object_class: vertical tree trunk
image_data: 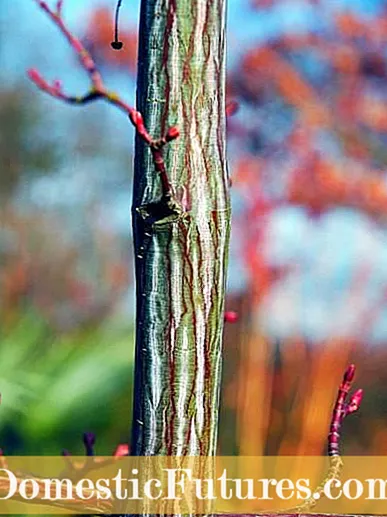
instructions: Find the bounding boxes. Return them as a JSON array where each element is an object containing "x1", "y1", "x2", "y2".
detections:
[{"x1": 131, "y1": 0, "x2": 230, "y2": 456}]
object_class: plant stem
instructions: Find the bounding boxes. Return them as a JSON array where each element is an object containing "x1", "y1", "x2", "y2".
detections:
[{"x1": 131, "y1": 0, "x2": 230, "y2": 457}]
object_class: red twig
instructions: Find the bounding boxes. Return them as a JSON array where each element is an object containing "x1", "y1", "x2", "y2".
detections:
[
  {"x1": 328, "y1": 363, "x2": 363, "y2": 457},
  {"x1": 288, "y1": 364, "x2": 363, "y2": 513},
  {"x1": 28, "y1": 0, "x2": 179, "y2": 197}
]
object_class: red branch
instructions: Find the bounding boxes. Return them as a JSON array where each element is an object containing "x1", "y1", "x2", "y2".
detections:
[
  {"x1": 328, "y1": 364, "x2": 363, "y2": 457},
  {"x1": 27, "y1": 0, "x2": 179, "y2": 197},
  {"x1": 287, "y1": 364, "x2": 363, "y2": 513}
]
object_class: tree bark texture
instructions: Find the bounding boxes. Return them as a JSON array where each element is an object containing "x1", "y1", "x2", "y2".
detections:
[{"x1": 130, "y1": 0, "x2": 230, "y2": 457}]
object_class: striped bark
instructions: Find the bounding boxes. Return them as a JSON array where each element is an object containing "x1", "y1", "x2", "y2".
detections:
[{"x1": 130, "y1": 0, "x2": 230, "y2": 456}]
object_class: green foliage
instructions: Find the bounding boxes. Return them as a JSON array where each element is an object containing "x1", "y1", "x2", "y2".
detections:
[{"x1": 0, "y1": 310, "x2": 135, "y2": 454}]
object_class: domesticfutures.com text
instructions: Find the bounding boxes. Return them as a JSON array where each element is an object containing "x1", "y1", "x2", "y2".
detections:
[{"x1": 1, "y1": 467, "x2": 387, "y2": 502}]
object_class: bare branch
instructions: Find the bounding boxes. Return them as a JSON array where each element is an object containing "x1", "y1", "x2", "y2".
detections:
[
  {"x1": 28, "y1": 0, "x2": 179, "y2": 196},
  {"x1": 291, "y1": 364, "x2": 363, "y2": 513},
  {"x1": 56, "y1": 0, "x2": 63, "y2": 15}
]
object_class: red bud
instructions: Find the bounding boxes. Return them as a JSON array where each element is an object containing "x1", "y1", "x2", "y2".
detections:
[
  {"x1": 343, "y1": 364, "x2": 356, "y2": 383},
  {"x1": 129, "y1": 110, "x2": 143, "y2": 127},
  {"x1": 166, "y1": 126, "x2": 180, "y2": 141},
  {"x1": 226, "y1": 100, "x2": 239, "y2": 117},
  {"x1": 114, "y1": 444, "x2": 130, "y2": 456},
  {"x1": 27, "y1": 68, "x2": 45, "y2": 88},
  {"x1": 224, "y1": 311, "x2": 239, "y2": 323},
  {"x1": 347, "y1": 389, "x2": 363, "y2": 414}
]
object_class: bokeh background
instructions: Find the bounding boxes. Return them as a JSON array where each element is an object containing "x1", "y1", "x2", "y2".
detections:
[{"x1": 1, "y1": 0, "x2": 387, "y2": 458}]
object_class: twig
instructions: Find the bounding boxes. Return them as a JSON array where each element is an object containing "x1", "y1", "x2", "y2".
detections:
[
  {"x1": 328, "y1": 364, "x2": 363, "y2": 457},
  {"x1": 27, "y1": 0, "x2": 179, "y2": 197},
  {"x1": 290, "y1": 364, "x2": 363, "y2": 513}
]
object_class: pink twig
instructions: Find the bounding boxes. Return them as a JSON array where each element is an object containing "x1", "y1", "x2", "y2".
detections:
[
  {"x1": 28, "y1": 0, "x2": 179, "y2": 197},
  {"x1": 56, "y1": 0, "x2": 63, "y2": 15},
  {"x1": 328, "y1": 364, "x2": 363, "y2": 457},
  {"x1": 288, "y1": 364, "x2": 363, "y2": 513}
]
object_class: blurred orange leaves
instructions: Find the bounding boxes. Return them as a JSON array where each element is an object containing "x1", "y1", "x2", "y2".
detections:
[{"x1": 288, "y1": 154, "x2": 387, "y2": 220}]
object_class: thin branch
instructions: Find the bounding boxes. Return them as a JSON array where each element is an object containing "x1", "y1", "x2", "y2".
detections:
[
  {"x1": 290, "y1": 363, "x2": 363, "y2": 514},
  {"x1": 328, "y1": 364, "x2": 363, "y2": 458},
  {"x1": 56, "y1": 0, "x2": 63, "y2": 15},
  {"x1": 28, "y1": 0, "x2": 179, "y2": 197}
]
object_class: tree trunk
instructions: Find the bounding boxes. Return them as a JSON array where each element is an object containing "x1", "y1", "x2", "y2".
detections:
[{"x1": 130, "y1": 0, "x2": 230, "y2": 457}]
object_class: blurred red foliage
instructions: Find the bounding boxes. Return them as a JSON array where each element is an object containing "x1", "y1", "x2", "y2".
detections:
[{"x1": 226, "y1": 3, "x2": 387, "y2": 304}]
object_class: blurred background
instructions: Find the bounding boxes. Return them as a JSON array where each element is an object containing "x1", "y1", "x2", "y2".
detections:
[{"x1": 1, "y1": 0, "x2": 387, "y2": 458}]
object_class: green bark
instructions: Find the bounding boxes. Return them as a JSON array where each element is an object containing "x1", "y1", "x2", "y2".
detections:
[{"x1": 130, "y1": 0, "x2": 230, "y2": 456}]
